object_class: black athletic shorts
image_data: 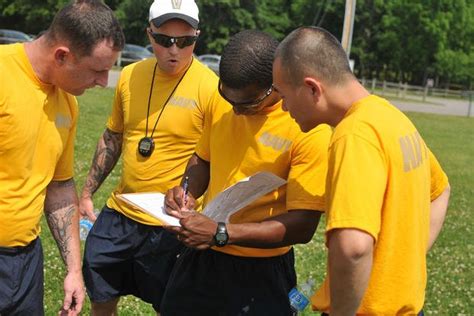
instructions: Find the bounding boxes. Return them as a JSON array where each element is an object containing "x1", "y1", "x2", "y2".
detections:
[
  {"x1": 0, "y1": 238, "x2": 44, "y2": 315},
  {"x1": 161, "y1": 247, "x2": 297, "y2": 316},
  {"x1": 82, "y1": 206, "x2": 184, "y2": 311}
]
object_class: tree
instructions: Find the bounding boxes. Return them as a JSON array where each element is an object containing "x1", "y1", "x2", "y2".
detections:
[
  {"x1": 0, "y1": 0, "x2": 69, "y2": 35},
  {"x1": 114, "y1": 0, "x2": 150, "y2": 45}
]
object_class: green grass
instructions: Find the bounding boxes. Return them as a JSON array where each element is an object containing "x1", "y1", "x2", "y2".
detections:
[{"x1": 41, "y1": 88, "x2": 473, "y2": 315}]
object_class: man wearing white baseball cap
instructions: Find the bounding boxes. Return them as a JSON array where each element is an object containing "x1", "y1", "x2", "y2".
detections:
[{"x1": 80, "y1": 0, "x2": 218, "y2": 314}]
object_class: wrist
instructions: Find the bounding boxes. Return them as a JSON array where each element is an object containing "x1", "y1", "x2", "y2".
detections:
[
  {"x1": 213, "y1": 222, "x2": 229, "y2": 247},
  {"x1": 65, "y1": 262, "x2": 82, "y2": 274}
]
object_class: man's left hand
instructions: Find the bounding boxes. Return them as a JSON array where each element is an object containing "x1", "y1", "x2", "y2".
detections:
[{"x1": 165, "y1": 211, "x2": 218, "y2": 250}]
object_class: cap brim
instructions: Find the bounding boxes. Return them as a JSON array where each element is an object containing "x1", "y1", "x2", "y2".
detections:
[{"x1": 151, "y1": 13, "x2": 198, "y2": 29}]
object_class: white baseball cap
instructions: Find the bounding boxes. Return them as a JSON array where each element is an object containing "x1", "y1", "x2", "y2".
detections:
[{"x1": 149, "y1": 0, "x2": 199, "y2": 29}]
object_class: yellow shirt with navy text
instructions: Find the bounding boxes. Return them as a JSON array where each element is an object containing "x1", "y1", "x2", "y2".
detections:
[
  {"x1": 196, "y1": 93, "x2": 332, "y2": 257},
  {"x1": 106, "y1": 57, "x2": 218, "y2": 225},
  {"x1": 0, "y1": 43, "x2": 77, "y2": 247},
  {"x1": 312, "y1": 95, "x2": 449, "y2": 314}
]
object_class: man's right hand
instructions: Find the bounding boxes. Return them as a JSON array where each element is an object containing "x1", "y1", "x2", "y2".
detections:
[
  {"x1": 165, "y1": 186, "x2": 196, "y2": 218},
  {"x1": 79, "y1": 195, "x2": 97, "y2": 222}
]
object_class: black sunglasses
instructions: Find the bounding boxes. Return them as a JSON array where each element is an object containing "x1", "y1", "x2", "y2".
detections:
[
  {"x1": 148, "y1": 30, "x2": 198, "y2": 49},
  {"x1": 218, "y1": 80, "x2": 273, "y2": 108}
]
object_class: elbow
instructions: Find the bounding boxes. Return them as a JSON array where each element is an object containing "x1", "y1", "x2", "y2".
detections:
[
  {"x1": 299, "y1": 228, "x2": 317, "y2": 244},
  {"x1": 294, "y1": 221, "x2": 319, "y2": 244},
  {"x1": 294, "y1": 211, "x2": 321, "y2": 244},
  {"x1": 328, "y1": 229, "x2": 374, "y2": 262},
  {"x1": 445, "y1": 184, "x2": 451, "y2": 198}
]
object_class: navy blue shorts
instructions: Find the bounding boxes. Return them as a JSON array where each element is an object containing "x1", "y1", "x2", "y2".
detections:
[
  {"x1": 0, "y1": 238, "x2": 44, "y2": 315},
  {"x1": 82, "y1": 206, "x2": 184, "y2": 311},
  {"x1": 161, "y1": 247, "x2": 297, "y2": 316}
]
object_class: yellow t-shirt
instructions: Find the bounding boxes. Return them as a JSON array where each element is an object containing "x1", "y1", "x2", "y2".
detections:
[
  {"x1": 196, "y1": 94, "x2": 332, "y2": 257},
  {"x1": 312, "y1": 95, "x2": 449, "y2": 314},
  {"x1": 106, "y1": 57, "x2": 218, "y2": 225},
  {"x1": 0, "y1": 43, "x2": 78, "y2": 247}
]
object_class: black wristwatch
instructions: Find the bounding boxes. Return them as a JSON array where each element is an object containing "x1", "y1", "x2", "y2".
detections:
[{"x1": 214, "y1": 222, "x2": 229, "y2": 247}]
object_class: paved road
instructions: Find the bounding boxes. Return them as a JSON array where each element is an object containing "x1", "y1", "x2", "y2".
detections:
[
  {"x1": 108, "y1": 70, "x2": 473, "y2": 117},
  {"x1": 390, "y1": 96, "x2": 473, "y2": 118}
]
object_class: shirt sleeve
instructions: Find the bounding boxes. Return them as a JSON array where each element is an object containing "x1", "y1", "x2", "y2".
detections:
[
  {"x1": 106, "y1": 73, "x2": 125, "y2": 133},
  {"x1": 325, "y1": 133, "x2": 387, "y2": 240},
  {"x1": 195, "y1": 90, "x2": 221, "y2": 162},
  {"x1": 53, "y1": 96, "x2": 78, "y2": 180},
  {"x1": 428, "y1": 149, "x2": 449, "y2": 200},
  {"x1": 286, "y1": 124, "x2": 332, "y2": 212}
]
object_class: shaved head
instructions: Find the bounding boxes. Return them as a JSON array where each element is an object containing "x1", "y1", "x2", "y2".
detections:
[{"x1": 275, "y1": 26, "x2": 354, "y2": 87}]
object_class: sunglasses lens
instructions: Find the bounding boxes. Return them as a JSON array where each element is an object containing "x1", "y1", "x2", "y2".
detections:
[
  {"x1": 153, "y1": 34, "x2": 173, "y2": 48},
  {"x1": 175, "y1": 36, "x2": 196, "y2": 48},
  {"x1": 175, "y1": 38, "x2": 186, "y2": 49}
]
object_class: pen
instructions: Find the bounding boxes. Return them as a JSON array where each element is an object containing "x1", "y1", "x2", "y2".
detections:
[{"x1": 182, "y1": 176, "x2": 189, "y2": 205}]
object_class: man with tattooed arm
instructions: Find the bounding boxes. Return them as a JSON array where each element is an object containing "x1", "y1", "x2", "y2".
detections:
[{"x1": 0, "y1": 1, "x2": 124, "y2": 315}]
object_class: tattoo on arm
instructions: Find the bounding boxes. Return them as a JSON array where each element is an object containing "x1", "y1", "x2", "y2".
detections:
[
  {"x1": 83, "y1": 128, "x2": 123, "y2": 196},
  {"x1": 45, "y1": 179, "x2": 77, "y2": 265}
]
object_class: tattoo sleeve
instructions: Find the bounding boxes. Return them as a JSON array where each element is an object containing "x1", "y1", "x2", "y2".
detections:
[
  {"x1": 82, "y1": 128, "x2": 123, "y2": 197},
  {"x1": 44, "y1": 179, "x2": 81, "y2": 271}
]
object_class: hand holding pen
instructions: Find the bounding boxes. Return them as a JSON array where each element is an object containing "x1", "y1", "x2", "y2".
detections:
[{"x1": 164, "y1": 176, "x2": 196, "y2": 217}]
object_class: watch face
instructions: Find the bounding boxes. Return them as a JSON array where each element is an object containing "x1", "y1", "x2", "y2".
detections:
[{"x1": 215, "y1": 233, "x2": 228, "y2": 244}]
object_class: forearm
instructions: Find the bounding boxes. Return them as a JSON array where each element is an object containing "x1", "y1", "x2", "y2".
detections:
[
  {"x1": 228, "y1": 210, "x2": 321, "y2": 248},
  {"x1": 81, "y1": 128, "x2": 122, "y2": 198},
  {"x1": 428, "y1": 184, "x2": 450, "y2": 251},
  {"x1": 44, "y1": 179, "x2": 81, "y2": 273},
  {"x1": 181, "y1": 153, "x2": 210, "y2": 199},
  {"x1": 328, "y1": 229, "x2": 374, "y2": 316}
]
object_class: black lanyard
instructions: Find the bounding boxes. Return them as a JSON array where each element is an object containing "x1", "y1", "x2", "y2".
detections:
[{"x1": 138, "y1": 60, "x2": 192, "y2": 157}]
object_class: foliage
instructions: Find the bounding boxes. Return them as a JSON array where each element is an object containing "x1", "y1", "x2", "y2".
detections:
[
  {"x1": 0, "y1": 0, "x2": 472, "y2": 86},
  {"x1": 0, "y1": 0, "x2": 69, "y2": 34},
  {"x1": 115, "y1": 0, "x2": 150, "y2": 44}
]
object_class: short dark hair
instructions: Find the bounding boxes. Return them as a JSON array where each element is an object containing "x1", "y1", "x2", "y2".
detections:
[
  {"x1": 45, "y1": 0, "x2": 125, "y2": 56},
  {"x1": 275, "y1": 26, "x2": 353, "y2": 86},
  {"x1": 219, "y1": 30, "x2": 278, "y2": 90}
]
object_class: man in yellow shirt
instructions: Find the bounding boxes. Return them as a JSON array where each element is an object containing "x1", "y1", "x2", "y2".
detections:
[
  {"x1": 273, "y1": 26, "x2": 451, "y2": 315},
  {"x1": 79, "y1": 0, "x2": 218, "y2": 314},
  {"x1": 162, "y1": 30, "x2": 332, "y2": 315},
  {"x1": 0, "y1": 1, "x2": 124, "y2": 315}
]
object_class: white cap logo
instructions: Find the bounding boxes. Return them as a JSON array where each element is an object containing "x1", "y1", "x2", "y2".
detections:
[{"x1": 171, "y1": 0, "x2": 182, "y2": 9}]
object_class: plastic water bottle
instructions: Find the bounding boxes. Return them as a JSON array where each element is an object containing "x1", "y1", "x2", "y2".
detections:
[
  {"x1": 289, "y1": 278, "x2": 315, "y2": 314},
  {"x1": 79, "y1": 210, "x2": 99, "y2": 241}
]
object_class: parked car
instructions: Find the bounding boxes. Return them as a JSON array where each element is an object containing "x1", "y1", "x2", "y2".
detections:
[
  {"x1": 145, "y1": 44, "x2": 153, "y2": 53},
  {"x1": 197, "y1": 54, "x2": 221, "y2": 75},
  {"x1": 118, "y1": 43, "x2": 153, "y2": 66},
  {"x1": 0, "y1": 29, "x2": 33, "y2": 44}
]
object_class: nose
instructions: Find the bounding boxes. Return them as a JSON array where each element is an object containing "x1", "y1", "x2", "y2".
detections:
[
  {"x1": 95, "y1": 71, "x2": 109, "y2": 88},
  {"x1": 168, "y1": 44, "x2": 180, "y2": 55}
]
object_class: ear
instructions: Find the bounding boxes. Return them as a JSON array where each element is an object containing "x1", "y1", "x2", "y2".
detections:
[
  {"x1": 303, "y1": 77, "x2": 323, "y2": 100},
  {"x1": 53, "y1": 46, "x2": 71, "y2": 66},
  {"x1": 195, "y1": 29, "x2": 201, "y2": 36},
  {"x1": 146, "y1": 27, "x2": 153, "y2": 41}
]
